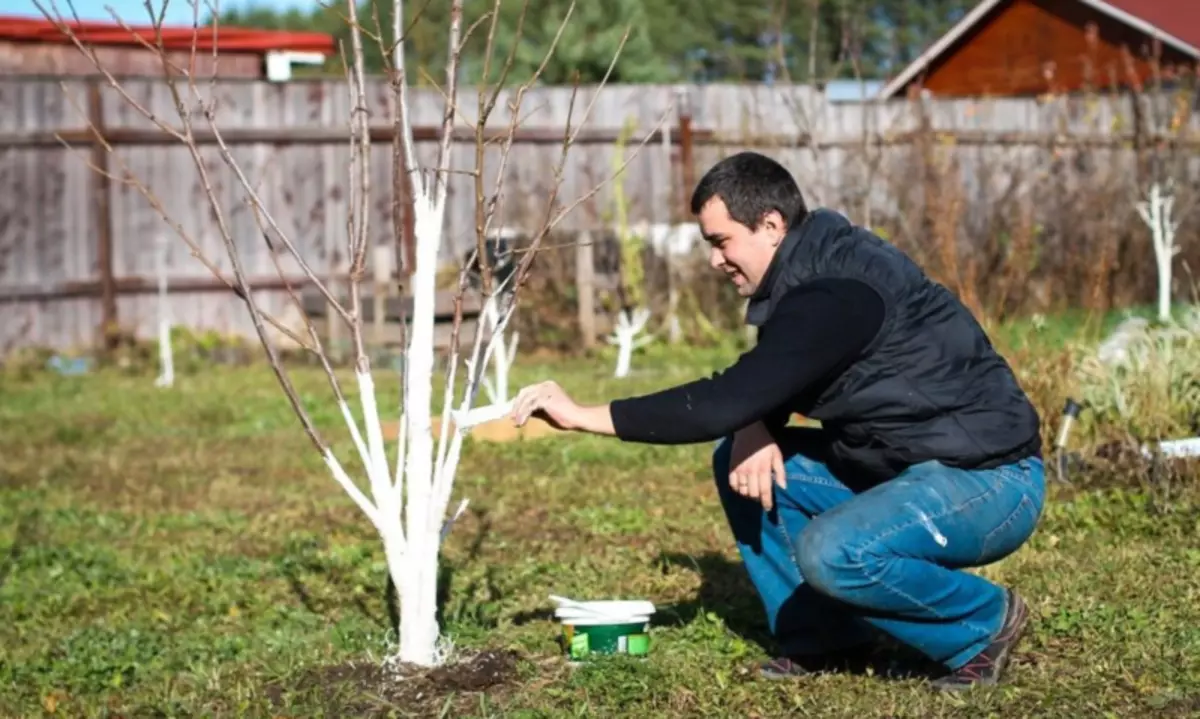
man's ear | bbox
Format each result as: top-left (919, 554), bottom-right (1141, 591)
top-left (761, 210), bottom-right (786, 244)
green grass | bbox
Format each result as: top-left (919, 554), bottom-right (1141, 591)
top-left (986, 303), bottom-right (1164, 353)
top-left (2, 336), bottom-right (1200, 717)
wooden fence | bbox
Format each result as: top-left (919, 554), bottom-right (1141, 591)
top-left (2, 76), bottom-right (1199, 355)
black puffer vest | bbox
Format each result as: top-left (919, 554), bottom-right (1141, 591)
top-left (748, 208), bottom-right (1042, 484)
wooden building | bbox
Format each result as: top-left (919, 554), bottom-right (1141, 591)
top-left (878, 0), bottom-right (1200, 98)
top-left (0, 14), bottom-right (334, 79)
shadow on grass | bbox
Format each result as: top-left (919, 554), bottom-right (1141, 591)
top-left (655, 550), bottom-right (775, 650)
top-left (502, 551), bottom-right (771, 649)
top-left (655, 550), bottom-right (941, 681)
top-left (0, 511), bottom-right (38, 594)
top-left (276, 507), bottom-right (496, 637)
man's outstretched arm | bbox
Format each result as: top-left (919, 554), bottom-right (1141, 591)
top-left (602, 278), bottom-right (885, 444)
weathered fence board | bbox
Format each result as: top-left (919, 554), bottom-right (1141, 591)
top-left (2, 77), bottom-right (1198, 355)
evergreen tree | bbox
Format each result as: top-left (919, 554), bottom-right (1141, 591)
top-left (205, 0), bottom-right (977, 83)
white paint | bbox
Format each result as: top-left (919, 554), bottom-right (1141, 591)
top-left (608, 306), bottom-right (653, 378)
top-left (913, 506), bottom-right (948, 547)
top-left (396, 182), bottom-right (448, 668)
top-left (627, 221), bottom-right (700, 345)
top-left (1135, 182), bottom-right (1182, 324)
top-left (154, 236), bottom-right (174, 388)
top-left (468, 294), bottom-right (519, 404)
top-left (343, 0), bottom-right (476, 669)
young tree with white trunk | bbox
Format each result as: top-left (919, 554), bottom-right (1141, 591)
top-left (1135, 181), bottom-right (1183, 324)
top-left (38, 0), bottom-right (665, 668)
top-left (608, 134), bottom-right (654, 379)
top-left (608, 306), bottom-right (652, 378)
top-left (466, 294), bottom-right (519, 404)
top-left (154, 235), bottom-right (175, 388)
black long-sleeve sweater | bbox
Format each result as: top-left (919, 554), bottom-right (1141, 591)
top-left (609, 278), bottom-right (885, 443)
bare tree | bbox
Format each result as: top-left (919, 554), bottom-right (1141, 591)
top-left (35, 0), bottom-right (666, 668)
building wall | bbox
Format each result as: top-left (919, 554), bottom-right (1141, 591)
top-left (915, 0), bottom-right (1195, 96)
top-left (0, 40), bottom-right (263, 78)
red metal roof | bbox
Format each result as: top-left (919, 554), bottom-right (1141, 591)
top-left (1102, 0), bottom-right (1200, 51)
top-left (879, 0), bottom-right (1200, 98)
top-left (0, 14), bottom-right (335, 54)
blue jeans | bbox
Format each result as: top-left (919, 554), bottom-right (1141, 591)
top-left (713, 428), bottom-right (1045, 670)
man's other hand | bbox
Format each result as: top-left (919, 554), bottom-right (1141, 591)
top-left (729, 421), bottom-right (786, 511)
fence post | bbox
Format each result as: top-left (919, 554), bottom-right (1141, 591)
top-left (677, 90), bottom-right (696, 216)
top-left (87, 80), bottom-right (117, 349)
top-left (576, 230), bottom-right (596, 348)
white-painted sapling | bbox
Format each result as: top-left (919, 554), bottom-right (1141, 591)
top-left (1135, 181), bottom-right (1182, 324)
top-left (608, 306), bottom-right (653, 378)
top-left (465, 293), bottom-right (519, 404)
top-left (154, 236), bottom-right (174, 388)
top-left (42, 0), bottom-right (669, 670)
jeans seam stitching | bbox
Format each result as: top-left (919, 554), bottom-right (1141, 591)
top-left (979, 494), bottom-right (1036, 562)
top-left (850, 485), bottom-right (997, 552)
top-left (844, 486), bottom-right (1001, 636)
top-left (785, 473), bottom-right (843, 488)
top-left (857, 555), bottom-right (993, 640)
top-left (776, 508), bottom-right (801, 569)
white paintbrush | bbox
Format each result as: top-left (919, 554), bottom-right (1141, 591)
top-left (450, 399), bottom-right (516, 429)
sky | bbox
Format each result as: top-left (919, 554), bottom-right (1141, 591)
top-left (6, 0), bottom-right (315, 25)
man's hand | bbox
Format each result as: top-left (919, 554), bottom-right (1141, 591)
top-left (511, 380), bottom-right (581, 431)
top-left (729, 421), bottom-right (787, 511)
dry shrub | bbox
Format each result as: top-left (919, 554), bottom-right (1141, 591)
top-left (507, 229), bottom-right (597, 353)
top-left (1071, 322), bottom-right (1200, 443)
top-left (508, 226), bottom-right (747, 353)
top-left (829, 91), bottom-right (1199, 323)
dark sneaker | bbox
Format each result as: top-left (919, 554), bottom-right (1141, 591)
top-left (930, 589), bottom-right (1030, 691)
top-left (759, 643), bottom-right (876, 680)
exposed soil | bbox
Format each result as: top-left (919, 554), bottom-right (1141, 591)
top-left (425, 648), bottom-right (519, 691)
top-left (381, 415), bottom-right (564, 443)
top-left (264, 649), bottom-right (521, 717)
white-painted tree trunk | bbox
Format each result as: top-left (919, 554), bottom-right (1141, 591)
top-left (377, 170), bottom-right (523, 670)
top-left (1136, 182), bottom-right (1181, 324)
top-left (468, 295), bottom-right (518, 404)
top-left (396, 191), bottom-right (446, 667)
top-left (39, 0), bottom-right (643, 675)
top-left (154, 237), bottom-right (174, 388)
top-left (608, 306), bottom-right (652, 378)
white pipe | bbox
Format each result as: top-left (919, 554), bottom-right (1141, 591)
top-left (1142, 436), bottom-right (1200, 460)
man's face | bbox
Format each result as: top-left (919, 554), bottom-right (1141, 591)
top-left (697, 196), bottom-right (786, 296)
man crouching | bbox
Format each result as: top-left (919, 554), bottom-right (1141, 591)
top-left (511, 151), bottom-right (1045, 691)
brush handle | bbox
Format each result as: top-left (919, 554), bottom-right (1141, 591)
top-left (548, 595), bottom-right (628, 621)
top-left (451, 399), bottom-right (516, 429)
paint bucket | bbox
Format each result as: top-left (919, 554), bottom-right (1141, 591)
top-left (552, 599), bottom-right (656, 661)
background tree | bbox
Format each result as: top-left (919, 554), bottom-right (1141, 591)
top-left (208, 0), bottom-right (976, 83)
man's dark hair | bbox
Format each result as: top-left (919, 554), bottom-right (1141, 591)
top-left (689, 151), bottom-right (808, 230)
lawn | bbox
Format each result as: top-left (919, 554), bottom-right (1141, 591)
top-left (3, 325), bottom-right (1200, 717)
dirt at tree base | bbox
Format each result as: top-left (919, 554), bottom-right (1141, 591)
top-left (264, 649), bottom-right (520, 717)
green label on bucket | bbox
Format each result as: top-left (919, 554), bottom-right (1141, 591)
top-left (626, 633), bottom-right (650, 656)
top-left (569, 632), bottom-right (590, 659)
